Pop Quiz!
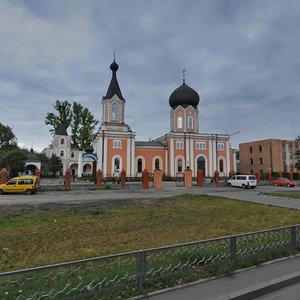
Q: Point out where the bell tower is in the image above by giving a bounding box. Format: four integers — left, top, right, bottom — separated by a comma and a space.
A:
94, 58, 135, 177
101, 58, 126, 127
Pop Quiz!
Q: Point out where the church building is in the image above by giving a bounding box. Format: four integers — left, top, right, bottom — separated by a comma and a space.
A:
43, 59, 236, 178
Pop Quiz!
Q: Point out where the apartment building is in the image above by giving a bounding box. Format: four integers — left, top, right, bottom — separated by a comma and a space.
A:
239, 139, 300, 174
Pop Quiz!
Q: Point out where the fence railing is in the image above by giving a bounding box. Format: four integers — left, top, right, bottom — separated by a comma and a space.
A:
1, 224, 299, 299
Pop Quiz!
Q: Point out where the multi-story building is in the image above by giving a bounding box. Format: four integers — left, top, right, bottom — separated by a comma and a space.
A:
43, 59, 237, 178
239, 139, 300, 174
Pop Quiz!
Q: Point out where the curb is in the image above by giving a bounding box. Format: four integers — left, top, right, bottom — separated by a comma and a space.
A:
225, 271, 300, 299
130, 254, 300, 300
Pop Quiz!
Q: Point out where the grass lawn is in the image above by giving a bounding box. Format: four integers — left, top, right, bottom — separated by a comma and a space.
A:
1, 194, 300, 272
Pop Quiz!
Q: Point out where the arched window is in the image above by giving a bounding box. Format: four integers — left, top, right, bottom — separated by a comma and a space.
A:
61, 138, 64, 145
177, 158, 183, 173
188, 116, 193, 129
71, 152, 74, 158
176, 141, 184, 149
177, 116, 183, 129
219, 159, 224, 172
197, 156, 206, 176
112, 103, 118, 121
60, 150, 64, 157
196, 141, 206, 150
113, 139, 122, 149
217, 143, 225, 151
155, 159, 160, 170
114, 157, 120, 172
137, 159, 143, 173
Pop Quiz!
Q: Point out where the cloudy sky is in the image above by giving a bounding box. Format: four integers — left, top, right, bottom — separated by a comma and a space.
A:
1, 0, 300, 152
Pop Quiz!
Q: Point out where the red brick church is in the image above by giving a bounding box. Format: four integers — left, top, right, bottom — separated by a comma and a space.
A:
44, 59, 236, 178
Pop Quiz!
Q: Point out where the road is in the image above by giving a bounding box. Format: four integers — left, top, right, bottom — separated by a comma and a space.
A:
0, 185, 300, 208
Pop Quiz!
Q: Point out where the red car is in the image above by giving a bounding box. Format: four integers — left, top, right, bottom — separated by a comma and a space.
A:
271, 177, 296, 187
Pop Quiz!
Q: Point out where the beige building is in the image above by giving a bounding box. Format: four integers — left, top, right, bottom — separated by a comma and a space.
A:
239, 139, 300, 174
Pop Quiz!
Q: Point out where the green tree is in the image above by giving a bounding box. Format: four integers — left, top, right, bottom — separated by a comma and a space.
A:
45, 100, 72, 134
294, 149, 300, 171
71, 102, 98, 149
0, 122, 17, 149
36, 152, 50, 176
0, 148, 28, 177
45, 100, 98, 149
49, 154, 63, 177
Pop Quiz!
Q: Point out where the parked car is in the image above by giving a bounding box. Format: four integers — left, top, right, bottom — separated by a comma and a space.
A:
0, 175, 40, 194
271, 177, 296, 187
227, 175, 257, 189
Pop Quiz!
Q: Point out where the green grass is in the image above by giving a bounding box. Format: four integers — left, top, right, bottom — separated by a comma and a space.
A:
1, 194, 300, 272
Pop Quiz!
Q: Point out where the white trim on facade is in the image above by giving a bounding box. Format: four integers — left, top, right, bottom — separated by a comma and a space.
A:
103, 136, 108, 176
226, 142, 230, 175
170, 138, 174, 176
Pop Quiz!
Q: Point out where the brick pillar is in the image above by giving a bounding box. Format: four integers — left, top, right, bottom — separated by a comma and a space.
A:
184, 168, 193, 188
121, 169, 126, 190
96, 169, 102, 190
289, 171, 293, 181
255, 172, 260, 183
35, 168, 41, 178
278, 171, 283, 178
153, 169, 163, 190
0, 168, 8, 184
142, 169, 149, 189
65, 168, 71, 191
268, 171, 272, 182
197, 170, 203, 187
214, 170, 220, 185
229, 170, 234, 178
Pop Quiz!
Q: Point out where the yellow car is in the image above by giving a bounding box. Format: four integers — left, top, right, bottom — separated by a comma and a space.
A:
0, 175, 40, 195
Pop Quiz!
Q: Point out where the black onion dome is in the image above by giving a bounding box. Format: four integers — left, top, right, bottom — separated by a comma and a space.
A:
110, 60, 119, 72
169, 80, 200, 109
85, 146, 94, 153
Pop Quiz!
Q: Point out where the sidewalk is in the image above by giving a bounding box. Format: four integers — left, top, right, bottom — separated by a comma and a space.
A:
139, 255, 300, 300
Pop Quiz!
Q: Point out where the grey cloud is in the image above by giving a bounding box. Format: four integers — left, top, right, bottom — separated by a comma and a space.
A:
1, 0, 300, 151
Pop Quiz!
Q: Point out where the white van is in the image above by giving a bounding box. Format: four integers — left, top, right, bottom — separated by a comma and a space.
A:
227, 175, 257, 189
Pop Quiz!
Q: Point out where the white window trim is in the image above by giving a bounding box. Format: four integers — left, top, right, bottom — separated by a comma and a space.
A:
112, 155, 122, 174
136, 156, 145, 173
188, 116, 193, 129
196, 141, 206, 150
176, 140, 184, 149
177, 116, 183, 129
113, 139, 122, 149
152, 156, 162, 171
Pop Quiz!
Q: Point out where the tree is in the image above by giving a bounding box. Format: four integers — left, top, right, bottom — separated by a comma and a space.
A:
294, 136, 300, 171
48, 154, 63, 177
294, 150, 300, 171
0, 148, 28, 177
71, 102, 98, 149
0, 122, 17, 149
36, 152, 50, 176
45, 100, 72, 134
45, 100, 98, 149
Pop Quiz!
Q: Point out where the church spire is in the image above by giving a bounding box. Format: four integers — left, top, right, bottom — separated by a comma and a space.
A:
104, 56, 124, 100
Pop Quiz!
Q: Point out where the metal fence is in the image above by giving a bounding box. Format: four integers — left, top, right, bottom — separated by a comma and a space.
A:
1, 224, 299, 299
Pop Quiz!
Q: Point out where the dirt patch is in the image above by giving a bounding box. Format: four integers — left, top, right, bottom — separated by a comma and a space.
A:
0, 198, 166, 216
